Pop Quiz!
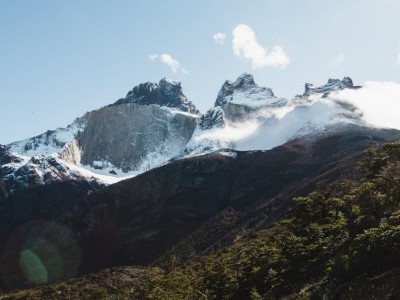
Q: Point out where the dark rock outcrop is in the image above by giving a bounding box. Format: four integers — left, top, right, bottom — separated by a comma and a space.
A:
199, 106, 225, 130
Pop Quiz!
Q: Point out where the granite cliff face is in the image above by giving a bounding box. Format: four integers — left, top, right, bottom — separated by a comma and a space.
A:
77, 102, 198, 172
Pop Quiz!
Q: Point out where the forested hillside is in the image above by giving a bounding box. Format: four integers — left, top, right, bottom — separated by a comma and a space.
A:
3, 142, 400, 299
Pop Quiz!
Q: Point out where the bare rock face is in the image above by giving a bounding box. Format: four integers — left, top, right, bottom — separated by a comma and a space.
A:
77, 103, 198, 172
59, 139, 82, 165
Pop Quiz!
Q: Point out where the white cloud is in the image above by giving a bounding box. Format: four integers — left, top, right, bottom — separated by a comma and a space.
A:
194, 99, 344, 152
149, 54, 188, 74
329, 54, 346, 69
397, 52, 400, 65
213, 32, 226, 44
232, 24, 290, 70
334, 81, 400, 130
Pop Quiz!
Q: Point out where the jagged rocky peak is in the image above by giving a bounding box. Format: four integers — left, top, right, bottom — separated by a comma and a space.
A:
303, 77, 361, 97
200, 107, 226, 130
215, 73, 276, 106
113, 78, 199, 114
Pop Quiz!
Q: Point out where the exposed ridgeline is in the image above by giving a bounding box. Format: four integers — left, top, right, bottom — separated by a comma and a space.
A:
302, 77, 361, 97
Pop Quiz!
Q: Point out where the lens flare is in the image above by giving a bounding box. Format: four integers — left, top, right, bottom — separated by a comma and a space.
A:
19, 249, 48, 284
1, 220, 81, 288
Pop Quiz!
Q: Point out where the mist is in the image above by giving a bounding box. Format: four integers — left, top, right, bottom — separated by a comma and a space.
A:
334, 81, 400, 130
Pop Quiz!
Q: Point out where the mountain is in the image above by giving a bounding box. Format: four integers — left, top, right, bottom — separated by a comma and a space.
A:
7, 78, 199, 176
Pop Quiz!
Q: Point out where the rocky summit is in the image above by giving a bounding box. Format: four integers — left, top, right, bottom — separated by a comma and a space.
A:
215, 73, 275, 106
214, 73, 288, 121
114, 78, 199, 114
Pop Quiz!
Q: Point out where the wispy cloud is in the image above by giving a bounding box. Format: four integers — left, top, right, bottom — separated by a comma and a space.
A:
213, 32, 226, 45
149, 54, 188, 74
232, 24, 290, 70
329, 54, 346, 69
397, 52, 400, 65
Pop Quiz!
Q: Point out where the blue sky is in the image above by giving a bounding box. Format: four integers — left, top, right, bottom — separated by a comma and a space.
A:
1, 0, 400, 144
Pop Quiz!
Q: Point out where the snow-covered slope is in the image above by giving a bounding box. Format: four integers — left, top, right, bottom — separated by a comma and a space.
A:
7, 121, 86, 158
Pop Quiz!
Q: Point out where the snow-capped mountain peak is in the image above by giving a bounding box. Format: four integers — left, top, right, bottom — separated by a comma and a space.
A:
215, 73, 280, 107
